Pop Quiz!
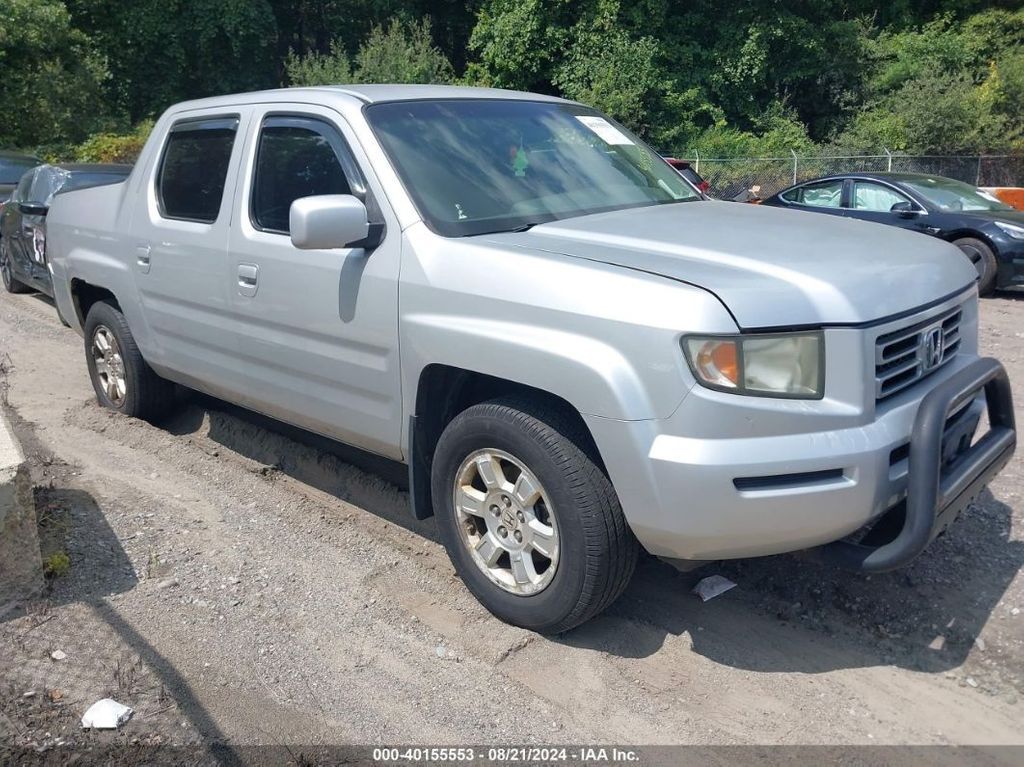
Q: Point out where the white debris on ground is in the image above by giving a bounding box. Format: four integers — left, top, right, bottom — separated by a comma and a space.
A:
692, 575, 737, 602
80, 698, 133, 729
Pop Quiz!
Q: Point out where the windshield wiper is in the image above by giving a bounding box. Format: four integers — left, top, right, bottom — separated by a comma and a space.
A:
510, 221, 549, 232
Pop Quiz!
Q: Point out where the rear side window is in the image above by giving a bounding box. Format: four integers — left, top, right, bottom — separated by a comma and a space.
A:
250, 116, 359, 234
157, 117, 238, 223
783, 179, 844, 208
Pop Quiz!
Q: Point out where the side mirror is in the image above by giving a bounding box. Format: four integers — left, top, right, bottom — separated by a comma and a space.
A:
890, 201, 918, 218
289, 194, 384, 250
18, 201, 49, 217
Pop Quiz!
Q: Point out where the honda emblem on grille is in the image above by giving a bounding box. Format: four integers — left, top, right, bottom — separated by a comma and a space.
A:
921, 326, 944, 371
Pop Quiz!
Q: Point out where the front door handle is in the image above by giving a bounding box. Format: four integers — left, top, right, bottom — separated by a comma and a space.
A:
135, 244, 151, 273
237, 263, 259, 297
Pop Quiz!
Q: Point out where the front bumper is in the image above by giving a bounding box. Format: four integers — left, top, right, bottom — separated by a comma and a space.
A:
813, 357, 1015, 571
585, 356, 1015, 564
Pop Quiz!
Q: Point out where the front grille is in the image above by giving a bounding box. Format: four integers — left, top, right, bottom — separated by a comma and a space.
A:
875, 305, 962, 401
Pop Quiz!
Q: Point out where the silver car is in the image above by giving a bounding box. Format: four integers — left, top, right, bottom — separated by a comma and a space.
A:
46, 86, 1016, 632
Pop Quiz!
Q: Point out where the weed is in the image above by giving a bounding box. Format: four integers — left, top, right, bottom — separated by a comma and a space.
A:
112, 654, 144, 699
42, 551, 71, 578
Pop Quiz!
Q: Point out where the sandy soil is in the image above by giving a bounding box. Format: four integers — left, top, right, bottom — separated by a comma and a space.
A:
0, 288, 1022, 758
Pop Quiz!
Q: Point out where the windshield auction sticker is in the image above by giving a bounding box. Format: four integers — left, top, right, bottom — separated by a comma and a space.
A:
574, 115, 635, 145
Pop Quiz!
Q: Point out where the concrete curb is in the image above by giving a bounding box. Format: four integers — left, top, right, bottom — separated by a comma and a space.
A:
0, 410, 42, 612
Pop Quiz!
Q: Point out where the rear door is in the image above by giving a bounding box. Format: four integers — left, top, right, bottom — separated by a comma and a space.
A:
225, 104, 403, 458
131, 110, 254, 397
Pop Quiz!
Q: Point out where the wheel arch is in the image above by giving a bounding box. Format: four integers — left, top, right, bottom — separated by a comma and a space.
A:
944, 229, 1003, 290
944, 228, 997, 253
69, 279, 119, 326
407, 364, 606, 520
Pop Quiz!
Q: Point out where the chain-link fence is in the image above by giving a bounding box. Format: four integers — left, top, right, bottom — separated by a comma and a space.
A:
686, 153, 1024, 200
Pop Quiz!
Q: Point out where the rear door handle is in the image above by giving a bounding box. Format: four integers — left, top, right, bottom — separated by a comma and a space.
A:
135, 244, 151, 273
237, 263, 259, 297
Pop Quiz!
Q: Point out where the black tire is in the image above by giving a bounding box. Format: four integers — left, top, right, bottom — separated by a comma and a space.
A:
1, 241, 32, 294
953, 236, 997, 296
83, 300, 174, 421
431, 397, 639, 633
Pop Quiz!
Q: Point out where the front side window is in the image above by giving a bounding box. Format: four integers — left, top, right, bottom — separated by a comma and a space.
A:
852, 181, 911, 212
251, 117, 355, 233
785, 179, 844, 208
365, 99, 700, 237
157, 117, 238, 223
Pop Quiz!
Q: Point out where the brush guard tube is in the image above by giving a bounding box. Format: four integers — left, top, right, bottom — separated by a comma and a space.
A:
817, 357, 1015, 573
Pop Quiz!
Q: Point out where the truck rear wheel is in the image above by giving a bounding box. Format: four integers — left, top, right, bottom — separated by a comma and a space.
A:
431, 398, 638, 633
84, 301, 174, 421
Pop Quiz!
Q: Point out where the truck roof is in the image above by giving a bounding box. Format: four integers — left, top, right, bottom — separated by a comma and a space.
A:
171, 84, 573, 112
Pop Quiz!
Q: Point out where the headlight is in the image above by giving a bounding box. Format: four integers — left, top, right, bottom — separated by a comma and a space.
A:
994, 221, 1024, 241
683, 332, 824, 398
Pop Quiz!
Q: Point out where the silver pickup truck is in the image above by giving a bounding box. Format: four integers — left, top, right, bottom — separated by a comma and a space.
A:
46, 85, 1016, 633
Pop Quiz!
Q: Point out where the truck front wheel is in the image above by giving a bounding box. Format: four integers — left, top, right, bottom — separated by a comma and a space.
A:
431, 398, 638, 633
84, 301, 174, 421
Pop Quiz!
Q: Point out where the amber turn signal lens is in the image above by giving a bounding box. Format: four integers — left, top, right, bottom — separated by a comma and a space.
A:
692, 339, 739, 388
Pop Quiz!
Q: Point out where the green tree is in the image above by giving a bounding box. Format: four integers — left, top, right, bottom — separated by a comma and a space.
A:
0, 0, 112, 148
355, 18, 454, 83
284, 41, 353, 86
835, 7, 1024, 152
66, 0, 278, 122
286, 17, 454, 86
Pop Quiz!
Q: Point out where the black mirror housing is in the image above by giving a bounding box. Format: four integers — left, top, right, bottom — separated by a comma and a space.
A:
890, 201, 918, 218
18, 201, 49, 217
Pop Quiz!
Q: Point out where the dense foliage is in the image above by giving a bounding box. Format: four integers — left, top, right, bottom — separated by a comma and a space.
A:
2, 0, 1021, 159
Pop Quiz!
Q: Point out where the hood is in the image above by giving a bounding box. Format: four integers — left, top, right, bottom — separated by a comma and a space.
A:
483, 201, 977, 329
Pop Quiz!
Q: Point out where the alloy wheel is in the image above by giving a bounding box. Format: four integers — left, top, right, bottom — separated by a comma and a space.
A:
452, 449, 559, 596
91, 326, 128, 406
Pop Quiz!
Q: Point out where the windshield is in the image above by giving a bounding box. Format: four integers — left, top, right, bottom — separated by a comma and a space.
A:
365, 99, 700, 236
902, 176, 1013, 213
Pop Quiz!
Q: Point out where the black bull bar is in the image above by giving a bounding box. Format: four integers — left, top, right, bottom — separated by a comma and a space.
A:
816, 357, 1016, 573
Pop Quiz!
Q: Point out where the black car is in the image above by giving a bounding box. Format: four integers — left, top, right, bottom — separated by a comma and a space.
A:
762, 172, 1024, 295
0, 151, 41, 199
1, 163, 131, 297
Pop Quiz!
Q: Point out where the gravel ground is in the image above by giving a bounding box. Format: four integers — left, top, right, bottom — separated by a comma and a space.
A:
0, 288, 1022, 758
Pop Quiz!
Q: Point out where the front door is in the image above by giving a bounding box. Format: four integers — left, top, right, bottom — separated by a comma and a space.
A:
846, 180, 933, 235
225, 106, 403, 459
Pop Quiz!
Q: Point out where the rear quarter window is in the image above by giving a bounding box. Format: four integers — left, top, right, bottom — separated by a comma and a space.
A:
156, 117, 238, 223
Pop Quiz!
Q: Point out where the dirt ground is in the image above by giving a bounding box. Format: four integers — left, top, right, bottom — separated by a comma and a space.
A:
0, 288, 1022, 759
